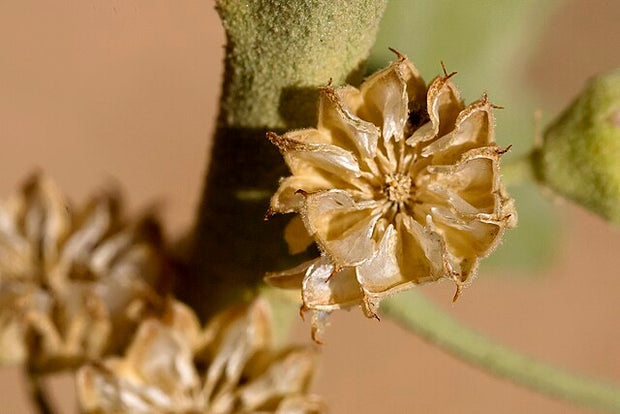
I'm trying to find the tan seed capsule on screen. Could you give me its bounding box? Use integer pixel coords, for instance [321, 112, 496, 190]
[265, 52, 516, 341]
[0, 174, 167, 372]
[76, 299, 325, 414]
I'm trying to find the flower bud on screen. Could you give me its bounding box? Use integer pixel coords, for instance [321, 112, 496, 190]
[533, 69, 620, 223]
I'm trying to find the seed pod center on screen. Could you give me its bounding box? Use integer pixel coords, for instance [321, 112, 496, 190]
[384, 173, 412, 204]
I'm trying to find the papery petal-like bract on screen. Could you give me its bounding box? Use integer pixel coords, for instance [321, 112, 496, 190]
[266, 53, 516, 341]
[0, 174, 167, 372]
[77, 299, 324, 414]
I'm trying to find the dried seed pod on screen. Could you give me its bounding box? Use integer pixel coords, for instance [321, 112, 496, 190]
[0, 174, 167, 372]
[266, 53, 516, 341]
[76, 299, 324, 414]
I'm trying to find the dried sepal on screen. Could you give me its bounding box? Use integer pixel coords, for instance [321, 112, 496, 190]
[266, 52, 516, 340]
[76, 299, 324, 414]
[0, 174, 167, 372]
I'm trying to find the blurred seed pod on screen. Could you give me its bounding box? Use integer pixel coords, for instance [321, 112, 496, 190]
[77, 298, 325, 414]
[0, 173, 169, 372]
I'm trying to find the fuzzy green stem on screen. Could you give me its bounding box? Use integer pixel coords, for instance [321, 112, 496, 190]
[501, 152, 537, 187]
[184, 1, 387, 319]
[215, 0, 388, 130]
[382, 292, 620, 412]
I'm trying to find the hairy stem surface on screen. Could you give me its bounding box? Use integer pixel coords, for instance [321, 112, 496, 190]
[184, 0, 387, 319]
[383, 292, 620, 412]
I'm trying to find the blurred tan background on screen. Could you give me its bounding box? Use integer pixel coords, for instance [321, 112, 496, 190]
[0, 1, 618, 412]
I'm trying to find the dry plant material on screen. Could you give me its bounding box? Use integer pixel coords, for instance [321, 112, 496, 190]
[77, 299, 324, 414]
[266, 53, 516, 341]
[0, 174, 166, 372]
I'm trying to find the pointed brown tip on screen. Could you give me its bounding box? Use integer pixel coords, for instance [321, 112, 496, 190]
[266, 131, 279, 144]
[324, 266, 340, 283]
[311, 332, 324, 345]
[440, 61, 457, 80]
[322, 83, 337, 96]
[498, 144, 513, 155]
[388, 47, 406, 61]
[452, 284, 463, 302]
[263, 207, 276, 221]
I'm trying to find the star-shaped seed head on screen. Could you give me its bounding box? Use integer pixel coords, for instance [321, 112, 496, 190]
[265, 52, 516, 341]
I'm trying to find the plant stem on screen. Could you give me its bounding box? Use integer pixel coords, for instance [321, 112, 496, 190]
[382, 292, 620, 412]
[184, 0, 387, 320]
[501, 152, 536, 187]
[26, 368, 55, 414]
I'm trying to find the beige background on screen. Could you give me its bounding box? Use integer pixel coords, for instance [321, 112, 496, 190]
[0, 1, 619, 412]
